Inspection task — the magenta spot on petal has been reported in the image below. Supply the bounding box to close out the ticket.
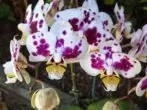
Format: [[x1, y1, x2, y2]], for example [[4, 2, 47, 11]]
[[40, 39, 46, 44], [56, 14, 60, 18], [91, 57, 104, 70], [30, 21, 38, 33], [93, 12, 96, 15], [103, 20, 108, 26], [32, 35, 36, 39], [33, 41, 38, 45], [36, 42, 50, 56], [63, 41, 82, 59], [91, 54, 95, 58], [62, 30, 67, 35], [69, 18, 80, 31], [56, 39, 64, 48], [35, 13, 38, 18], [39, 20, 43, 25], [32, 52, 37, 56], [84, 27, 97, 45], [113, 58, 133, 71], [141, 78, 147, 90]]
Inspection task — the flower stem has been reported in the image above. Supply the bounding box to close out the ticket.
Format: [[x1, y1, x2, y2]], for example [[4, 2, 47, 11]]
[[70, 64, 76, 91], [92, 76, 96, 99], [70, 64, 79, 104], [121, 43, 131, 48], [114, 96, 129, 103]]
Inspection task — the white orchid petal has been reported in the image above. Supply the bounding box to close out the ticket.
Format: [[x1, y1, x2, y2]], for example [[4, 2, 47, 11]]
[[3, 61, 14, 75], [99, 40, 122, 54], [112, 53, 141, 78], [82, 0, 99, 13], [30, 0, 48, 33], [50, 20, 89, 62], [26, 32, 56, 62], [98, 12, 113, 32], [80, 52, 105, 76], [25, 5, 32, 23], [114, 3, 125, 22]]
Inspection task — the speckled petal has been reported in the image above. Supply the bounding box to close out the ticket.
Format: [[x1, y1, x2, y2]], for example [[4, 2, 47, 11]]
[[98, 12, 113, 32], [25, 5, 32, 23], [99, 40, 122, 54], [80, 51, 105, 76], [130, 29, 142, 47], [85, 26, 115, 50], [50, 20, 89, 63], [10, 37, 20, 61], [136, 76, 147, 97], [55, 9, 85, 32], [30, 0, 48, 33], [82, 0, 99, 13], [114, 3, 125, 22], [112, 53, 141, 78], [26, 32, 56, 62]]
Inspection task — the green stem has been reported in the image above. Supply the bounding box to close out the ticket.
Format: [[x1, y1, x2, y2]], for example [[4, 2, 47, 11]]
[[92, 76, 96, 99], [70, 64, 79, 104], [70, 64, 76, 91]]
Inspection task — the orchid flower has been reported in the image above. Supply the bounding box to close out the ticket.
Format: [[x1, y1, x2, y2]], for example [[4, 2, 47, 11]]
[[129, 24, 147, 63], [136, 75, 147, 98], [3, 37, 30, 84], [18, 0, 63, 45], [55, 0, 113, 43], [26, 20, 89, 79], [80, 40, 141, 91], [114, 3, 132, 41]]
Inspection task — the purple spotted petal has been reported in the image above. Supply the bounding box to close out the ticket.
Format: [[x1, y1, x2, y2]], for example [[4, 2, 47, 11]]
[[80, 51, 106, 76], [26, 32, 56, 62], [50, 20, 89, 63], [136, 76, 147, 96], [112, 53, 141, 78], [10, 38, 20, 62]]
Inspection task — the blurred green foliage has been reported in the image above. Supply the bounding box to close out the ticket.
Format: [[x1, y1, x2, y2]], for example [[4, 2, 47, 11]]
[[0, 3, 16, 21]]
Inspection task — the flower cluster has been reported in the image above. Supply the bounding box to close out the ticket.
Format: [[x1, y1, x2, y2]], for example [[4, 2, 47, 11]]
[[3, 0, 147, 100]]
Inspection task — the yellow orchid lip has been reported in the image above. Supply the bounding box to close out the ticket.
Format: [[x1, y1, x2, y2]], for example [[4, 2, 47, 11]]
[[101, 74, 120, 91]]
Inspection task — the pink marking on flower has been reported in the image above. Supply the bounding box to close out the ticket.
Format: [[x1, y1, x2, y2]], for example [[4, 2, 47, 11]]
[[30, 21, 38, 33], [69, 18, 80, 31], [56, 39, 64, 48], [84, 27, 98, 45], [36, 43, 50, 56], [113, 58, 133, 71], [141, 78, 147, 90], [63, 41, 82, 59], [33, 41, 38, 45], [91, 57, 104, 70]]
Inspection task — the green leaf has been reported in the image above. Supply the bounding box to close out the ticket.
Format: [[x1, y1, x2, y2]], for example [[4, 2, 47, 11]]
[[59, 106, 82, 110], [103, 0, 115, 5], [45, 0, 52, 3], [87, 98, 113, 110], [140, 0, 147, 3], [87, 98, 133, 110]]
